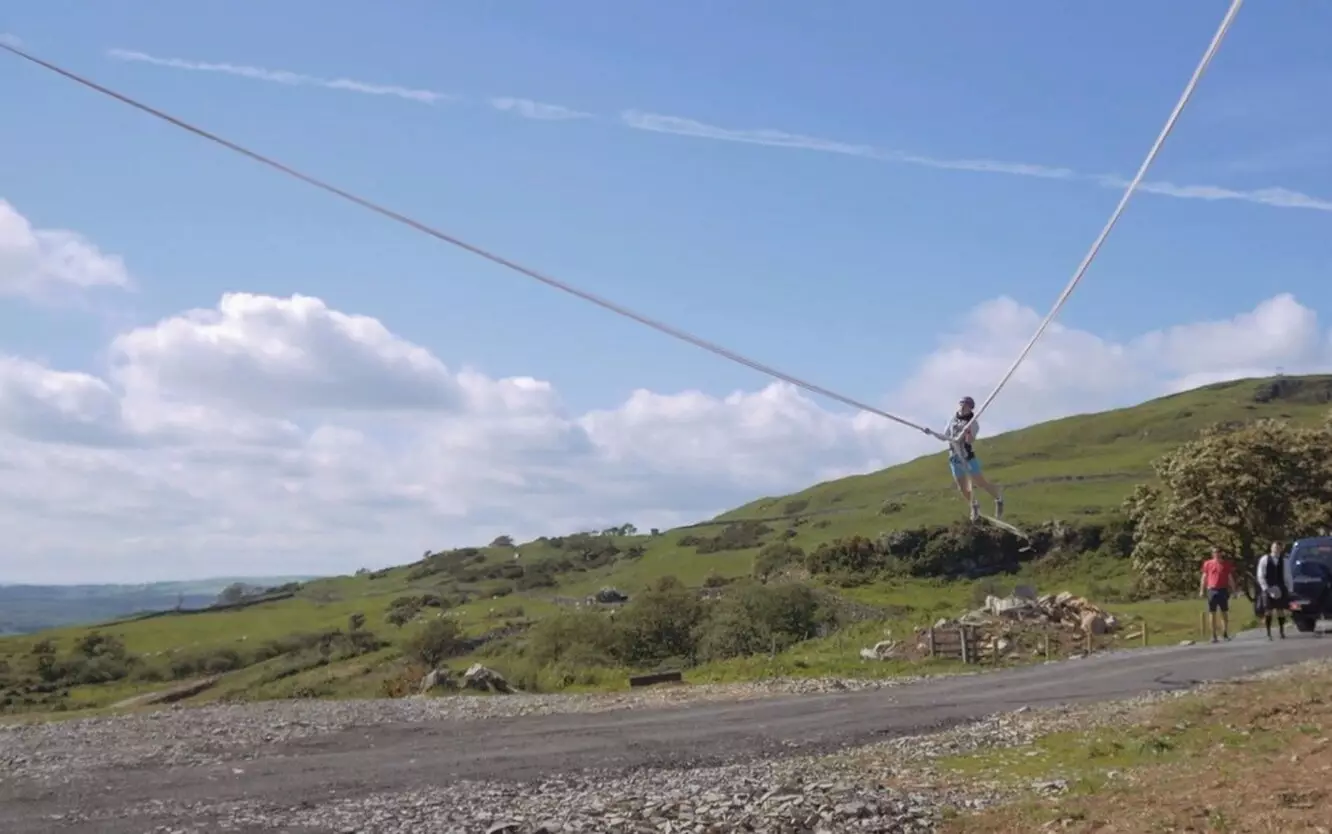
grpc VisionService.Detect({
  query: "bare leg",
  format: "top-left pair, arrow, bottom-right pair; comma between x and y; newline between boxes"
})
953,475 -> 973,502
970,473 -> 1002,500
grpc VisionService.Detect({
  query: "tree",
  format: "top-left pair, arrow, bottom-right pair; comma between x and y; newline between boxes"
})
490,535 -> 515,548
404,618 -> 463,668
1127,417 -> 1332,595
215,582 -> 252,605
614,576 -> 703,665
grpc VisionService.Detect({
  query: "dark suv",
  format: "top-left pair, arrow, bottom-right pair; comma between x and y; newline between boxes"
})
1287,536 -> 1332,633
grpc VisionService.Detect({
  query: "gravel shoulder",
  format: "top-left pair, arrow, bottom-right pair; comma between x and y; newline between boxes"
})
3,632 -> 1329,833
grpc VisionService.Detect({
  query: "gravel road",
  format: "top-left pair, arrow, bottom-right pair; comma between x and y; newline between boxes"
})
3,631 -> 1329,833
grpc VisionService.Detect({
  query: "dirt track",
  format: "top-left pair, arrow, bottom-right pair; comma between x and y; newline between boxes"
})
5,631 -> 1331,833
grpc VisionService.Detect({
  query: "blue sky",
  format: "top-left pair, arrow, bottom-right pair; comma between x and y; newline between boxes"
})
3,0 -> 1328,414
2,1 -> 1332,582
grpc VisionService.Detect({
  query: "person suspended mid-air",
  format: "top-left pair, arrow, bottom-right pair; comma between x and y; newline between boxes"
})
938,396 -> 1004,523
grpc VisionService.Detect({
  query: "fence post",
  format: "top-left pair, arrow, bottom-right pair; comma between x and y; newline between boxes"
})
1043,633 -> 1050,661
1142,620 -> 1149,647
960,626 -> 970,665
927,627 -> 935,658
1084,629 -> 1092,655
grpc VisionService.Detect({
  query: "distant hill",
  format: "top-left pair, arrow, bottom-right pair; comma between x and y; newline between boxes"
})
708,373 -> 1332,533
0,577 -> 319,634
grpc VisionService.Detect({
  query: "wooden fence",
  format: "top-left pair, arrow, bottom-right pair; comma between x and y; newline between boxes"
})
925,621 -> 1151,665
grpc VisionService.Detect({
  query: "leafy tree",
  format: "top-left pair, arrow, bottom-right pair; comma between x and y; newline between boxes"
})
1127,417 -> 1332,595
525,610 -> 620,668
405,618 -> 464,668
615,576 -> 703,665
696,580 -> 830,661
490,535 -> 515,548
753,542 -> 804,581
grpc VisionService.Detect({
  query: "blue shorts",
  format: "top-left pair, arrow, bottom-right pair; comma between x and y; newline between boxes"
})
949,455 -> 982,480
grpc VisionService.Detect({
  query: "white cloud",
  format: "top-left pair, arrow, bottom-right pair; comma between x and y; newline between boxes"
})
0,199 -> 132,299
1,280 -> 1327,583
2,198 -> 1330,583
490,98 -> 592,121
104,49 -> 1332,215
105,49 -> 452,104
0,33 -> 21,47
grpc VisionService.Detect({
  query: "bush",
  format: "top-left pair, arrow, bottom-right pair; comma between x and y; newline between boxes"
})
525,611 -> 620,669
680,521 -> 773,555
808,536 -> 879,576
404,618 -> 464,668
696,581 -> 833,662
614,576 -> 704,666
754,542 -> 805,580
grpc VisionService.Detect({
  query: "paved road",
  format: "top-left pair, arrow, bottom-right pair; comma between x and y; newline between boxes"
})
6,631 -> 1332,832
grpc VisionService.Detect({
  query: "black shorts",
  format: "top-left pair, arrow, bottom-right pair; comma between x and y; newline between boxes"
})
1256,589 -> 1289,616
1207,588 -> 1230,613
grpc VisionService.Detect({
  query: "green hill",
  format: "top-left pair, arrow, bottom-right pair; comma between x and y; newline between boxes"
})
0,577 -> 320,635
2,373 -> 1329,714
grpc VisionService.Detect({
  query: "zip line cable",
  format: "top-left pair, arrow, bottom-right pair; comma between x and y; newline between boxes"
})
0,41 -> 938,435
2,0 -> 1241,447
958,0 -> 1244,441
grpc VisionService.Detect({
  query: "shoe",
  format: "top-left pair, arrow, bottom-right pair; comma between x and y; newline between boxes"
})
995,495 -> 1005,520
1267,631 -> 1273,641
1224,633 -> 1231,641
969,501 -> 980,522
1211,637 -> 1219,644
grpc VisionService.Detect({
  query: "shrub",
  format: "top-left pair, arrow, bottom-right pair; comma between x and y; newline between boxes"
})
615,576 -> 704,665
404,618 -> 464,668
696,581 -> 832,662
754,542 -> 805,580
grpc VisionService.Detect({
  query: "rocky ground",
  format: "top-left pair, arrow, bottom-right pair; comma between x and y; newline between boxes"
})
0,667 -> 1214,834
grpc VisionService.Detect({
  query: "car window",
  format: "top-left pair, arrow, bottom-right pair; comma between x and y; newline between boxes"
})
1293,541 -> 1332,576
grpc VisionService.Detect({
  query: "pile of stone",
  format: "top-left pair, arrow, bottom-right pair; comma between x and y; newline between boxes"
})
941,587 -> 1119,635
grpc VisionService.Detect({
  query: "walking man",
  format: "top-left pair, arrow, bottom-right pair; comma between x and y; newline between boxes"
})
1256,541 -> 1290,640
1200,547 -> 1235,643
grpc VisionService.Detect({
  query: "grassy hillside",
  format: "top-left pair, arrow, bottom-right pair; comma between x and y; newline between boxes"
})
2,374 -> 1328,715
0,577 -> 320,635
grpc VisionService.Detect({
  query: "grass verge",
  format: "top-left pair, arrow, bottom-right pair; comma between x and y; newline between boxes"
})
938,660 -> 1332,833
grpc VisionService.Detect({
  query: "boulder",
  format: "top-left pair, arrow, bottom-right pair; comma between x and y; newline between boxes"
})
1081,610 -> 1108,635
418,668 -> 458,694
462,663 -> 513,693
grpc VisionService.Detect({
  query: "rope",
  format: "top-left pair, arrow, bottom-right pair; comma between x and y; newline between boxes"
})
958,0 -> 1244,441
0,41 -> 939,435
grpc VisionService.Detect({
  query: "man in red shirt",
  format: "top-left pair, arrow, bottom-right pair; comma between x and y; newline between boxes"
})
1200,548 -> 1236,643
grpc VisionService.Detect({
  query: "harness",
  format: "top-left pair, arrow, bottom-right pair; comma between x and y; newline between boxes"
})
947,411 -> 976,462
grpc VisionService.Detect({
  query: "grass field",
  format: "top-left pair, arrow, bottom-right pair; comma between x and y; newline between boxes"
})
0,373 -> 1325,714
940,660 -> 1332,832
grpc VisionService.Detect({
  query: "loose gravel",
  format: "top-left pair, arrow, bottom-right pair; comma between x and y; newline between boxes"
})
0,675 -> 948,782
4,664 -> 1315,834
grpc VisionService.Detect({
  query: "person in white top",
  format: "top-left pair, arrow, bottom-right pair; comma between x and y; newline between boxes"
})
937,396 -> 1004,523
1255,540 -> 1290,640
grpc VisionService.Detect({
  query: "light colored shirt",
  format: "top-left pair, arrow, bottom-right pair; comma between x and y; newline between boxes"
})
944,413 -> 979,459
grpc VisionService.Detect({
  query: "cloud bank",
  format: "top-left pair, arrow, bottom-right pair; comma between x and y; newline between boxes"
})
2,199 -> 1329,583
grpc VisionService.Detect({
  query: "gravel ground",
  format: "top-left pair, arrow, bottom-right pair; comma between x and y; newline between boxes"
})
4,661 -> 1323,834
0,675 -> 948,782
